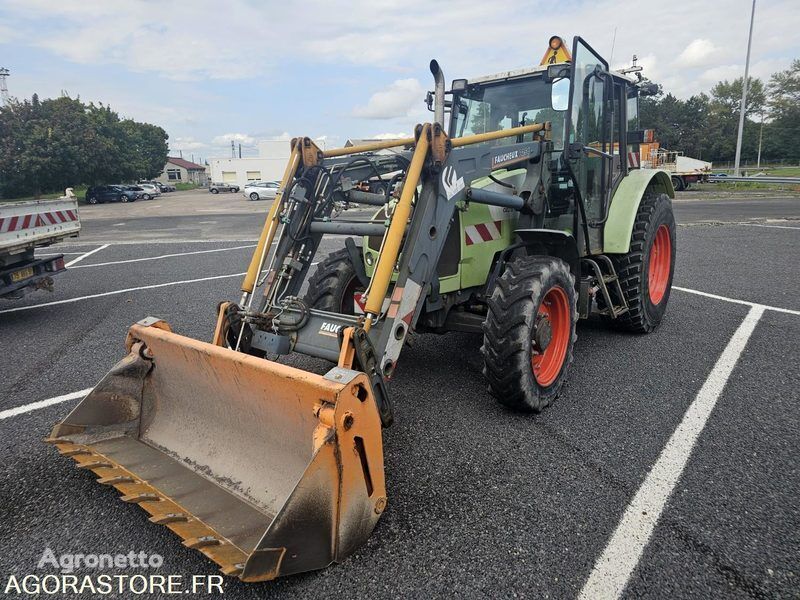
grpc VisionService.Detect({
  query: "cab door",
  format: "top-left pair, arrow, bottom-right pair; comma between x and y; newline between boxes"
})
565,37 -> 613,254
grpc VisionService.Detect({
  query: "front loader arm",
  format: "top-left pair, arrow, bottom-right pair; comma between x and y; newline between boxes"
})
367,123 -> 551,375
225,122 -> 551,379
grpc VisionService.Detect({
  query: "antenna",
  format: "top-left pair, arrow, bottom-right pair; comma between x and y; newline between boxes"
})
0,68 -> 10,106
609,27 -> 618,65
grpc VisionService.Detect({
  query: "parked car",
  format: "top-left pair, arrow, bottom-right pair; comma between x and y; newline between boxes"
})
121,185 -> 150,199
85,185 -> 139,204
209,182 -> 240,194
140,180 -> 175,193
243,181 -> 280,201
137,183 -> 161,199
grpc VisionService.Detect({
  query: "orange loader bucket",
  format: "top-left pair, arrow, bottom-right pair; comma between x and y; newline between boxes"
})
47,318 -> 386,582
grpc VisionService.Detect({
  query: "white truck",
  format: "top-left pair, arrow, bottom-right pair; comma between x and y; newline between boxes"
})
0,195 -> 81,299
645,148 -> 712,191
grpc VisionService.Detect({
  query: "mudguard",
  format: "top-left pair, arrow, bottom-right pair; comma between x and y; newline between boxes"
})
603,169 -> 674,254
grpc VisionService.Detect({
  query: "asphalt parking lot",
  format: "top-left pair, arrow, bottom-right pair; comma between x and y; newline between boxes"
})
1,189 -> 798,598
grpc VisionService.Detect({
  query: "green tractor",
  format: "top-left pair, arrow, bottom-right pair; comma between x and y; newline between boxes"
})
48,35 -> 676,581
304,34 -> 675,411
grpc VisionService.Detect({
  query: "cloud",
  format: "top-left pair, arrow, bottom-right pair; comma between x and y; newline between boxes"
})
169,136 -> 207,151
352,79 -> 425,119
370,132 -> 409,139
2,0 -> 799,96
2,0 -> 799,150
677,39 -> 719,68
212,132 -> 256,146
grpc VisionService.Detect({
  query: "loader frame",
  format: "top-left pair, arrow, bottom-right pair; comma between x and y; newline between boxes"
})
226,122 -> 556,386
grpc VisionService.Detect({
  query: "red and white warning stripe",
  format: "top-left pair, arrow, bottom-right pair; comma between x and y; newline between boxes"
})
353,291 -> 392,315
627,152 -> 641,169
464,220 -> 502,246
0,210 -> 78,233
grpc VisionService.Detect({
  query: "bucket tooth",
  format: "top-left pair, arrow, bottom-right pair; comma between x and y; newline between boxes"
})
221,563 -> 245,577
76,460 -> 112,470
150,513 -> 190,525
121,492 -> 162,504
59,447 -> 92,457
184,536 -> 222,550
97,475 -> 137,485
44,437 -> 68,445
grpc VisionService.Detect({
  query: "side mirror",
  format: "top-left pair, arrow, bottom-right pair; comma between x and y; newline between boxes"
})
551,77 -> 570,111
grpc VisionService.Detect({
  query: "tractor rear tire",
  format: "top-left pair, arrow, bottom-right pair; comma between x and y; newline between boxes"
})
607,191 -> 676,333
304,248 -> 365,315
482,256 -> 577,412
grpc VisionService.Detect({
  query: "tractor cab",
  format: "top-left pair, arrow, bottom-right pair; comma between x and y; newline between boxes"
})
443,36 -> 659,255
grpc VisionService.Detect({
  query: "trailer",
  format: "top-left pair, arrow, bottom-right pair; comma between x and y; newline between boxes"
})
0,196 -> 81,299
645,148 -> 712,191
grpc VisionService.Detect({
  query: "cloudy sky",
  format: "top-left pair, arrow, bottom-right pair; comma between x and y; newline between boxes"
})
1,0 -> 797,160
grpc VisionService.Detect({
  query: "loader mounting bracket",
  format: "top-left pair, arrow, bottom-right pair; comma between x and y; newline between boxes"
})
345,237 -> 370,288
346,327 -> 393,427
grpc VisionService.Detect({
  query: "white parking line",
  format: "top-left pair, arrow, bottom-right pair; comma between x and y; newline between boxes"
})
65,244 -> 110,267
674,286 -> 800,316
579,305 -> 765,599
55,239 -> 259,246
740,223 -> 800,230
0,272 -> 245,315
71,244 -> 256,269
0,387 -> 93,420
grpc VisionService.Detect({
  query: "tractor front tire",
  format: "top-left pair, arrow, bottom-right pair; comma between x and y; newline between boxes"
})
608,191 -> 676,333
482,256 -> 577,412
304,248 -> 365,315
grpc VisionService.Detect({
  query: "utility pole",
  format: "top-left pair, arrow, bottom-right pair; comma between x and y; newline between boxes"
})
733,0 -> 756,177
0,68 -> 10,106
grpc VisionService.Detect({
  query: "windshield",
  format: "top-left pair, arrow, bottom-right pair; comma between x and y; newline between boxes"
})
451,75 -> 567,149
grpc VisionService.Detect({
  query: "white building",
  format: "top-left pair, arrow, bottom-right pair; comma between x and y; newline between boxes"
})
208,138 -> 326,187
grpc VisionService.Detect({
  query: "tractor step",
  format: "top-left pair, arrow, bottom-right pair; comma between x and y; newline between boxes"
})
581,257 -> 629,319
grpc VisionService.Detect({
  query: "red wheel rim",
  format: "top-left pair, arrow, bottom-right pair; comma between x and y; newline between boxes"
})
531,286 -> 570,387
648,224 -> 671,304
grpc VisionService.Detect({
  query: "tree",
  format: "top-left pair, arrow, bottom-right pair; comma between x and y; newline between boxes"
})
763,59 -> 800,161
709,77 -> 766,117
703,77 -> 765,162
0,94 -> 169,199
639,92 -> 711,159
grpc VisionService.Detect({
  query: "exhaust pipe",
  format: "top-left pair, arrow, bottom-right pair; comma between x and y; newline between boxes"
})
429,59 -> 445,127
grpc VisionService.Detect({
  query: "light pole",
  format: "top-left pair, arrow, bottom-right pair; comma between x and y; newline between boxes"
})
734,0 -> 756,177
756,111 -> 764,169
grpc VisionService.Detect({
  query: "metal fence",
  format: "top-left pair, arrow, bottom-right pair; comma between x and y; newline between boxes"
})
707,175 -> 800,184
